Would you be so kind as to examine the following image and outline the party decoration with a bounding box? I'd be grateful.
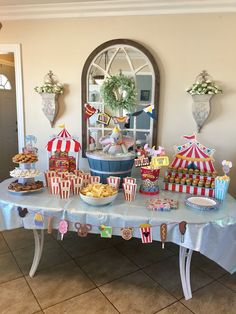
[123,182,137,201]
[143,104,156,119]
[84,103,97,120]
[75,222,92,237]
[214,161,232,202]
[160,223,167,249]
[140,224,152,243]
[121,227,133,240]
[34,213,44,228]
[47,216,53,234]
[113,116,129,129]
[99,225,112,238]
[99,126,134,155]
[59,179,71,199]
[58,219,68,240]
[179,221,187,243]
[107,176,121,190]
[17,207,28,218]
[147,198,178,211]
[97,112,111,126]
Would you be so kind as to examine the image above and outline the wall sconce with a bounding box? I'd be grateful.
[186,70,222,132]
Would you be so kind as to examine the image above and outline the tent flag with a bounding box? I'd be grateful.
[46,128,81,153]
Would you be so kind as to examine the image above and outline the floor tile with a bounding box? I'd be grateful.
[156,301,192,314]
[181,281,236,314]
[218,273,236,292]
[115,238,174,268]
[44,288,118,314]
[144,255,213,299]
[61,234,112,258]
[0,252,22,284]
[13,240,71,275]
[164,242,179,254]
[196,259,226,280]
[0,277,40,314]
[2,228,54,251]
[0,233,10,255]
[76,247,138,286]
[100,270,175,314]
[26,261,94,309]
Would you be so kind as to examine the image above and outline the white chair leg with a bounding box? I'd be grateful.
[29,229,44,278]
[179,246,193,300]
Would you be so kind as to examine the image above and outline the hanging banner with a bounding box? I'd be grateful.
[84,103,97,120]
[140,224,152,243]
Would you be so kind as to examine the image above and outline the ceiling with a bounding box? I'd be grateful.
[0,0,235,20]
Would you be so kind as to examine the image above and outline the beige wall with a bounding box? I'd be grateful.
[0,13,236,196]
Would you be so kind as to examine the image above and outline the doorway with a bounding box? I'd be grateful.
[0,44,24,182]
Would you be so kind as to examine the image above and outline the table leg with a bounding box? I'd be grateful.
[29,229,44,278]
[179,246,193,300]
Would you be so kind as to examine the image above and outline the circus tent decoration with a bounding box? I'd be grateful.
[163,134,217,197]
[170,134,215,172]
[46,126,81,171]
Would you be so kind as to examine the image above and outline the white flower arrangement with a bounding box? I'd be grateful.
[34,71,64,94]
[187,70,222,95]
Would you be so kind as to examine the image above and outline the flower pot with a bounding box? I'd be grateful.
[41,93,59,127]
[192,94,213,133]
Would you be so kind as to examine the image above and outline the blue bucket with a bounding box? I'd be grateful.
[86,151,135,184]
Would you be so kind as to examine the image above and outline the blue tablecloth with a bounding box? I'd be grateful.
[1,178,236,273]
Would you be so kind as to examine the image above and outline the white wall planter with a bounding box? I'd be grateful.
[191,94,213,133]
[41,92,59,127]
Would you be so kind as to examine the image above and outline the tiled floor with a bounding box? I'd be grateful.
[0,229,235,314]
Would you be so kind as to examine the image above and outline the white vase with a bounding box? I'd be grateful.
[41,93,59,127]
[191,94,213,133]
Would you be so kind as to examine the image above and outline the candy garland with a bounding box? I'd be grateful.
[16,206,192,245]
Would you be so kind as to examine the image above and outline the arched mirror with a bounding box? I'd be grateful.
[81,39,160,157]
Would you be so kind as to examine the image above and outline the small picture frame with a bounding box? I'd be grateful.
[140,90,150,101]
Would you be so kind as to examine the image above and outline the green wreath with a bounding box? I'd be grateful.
[101,74,136,112]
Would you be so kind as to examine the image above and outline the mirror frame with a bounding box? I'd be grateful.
[81,39,160,157]
[0,44,24,150]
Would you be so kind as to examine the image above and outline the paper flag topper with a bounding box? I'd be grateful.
[121,227,133,240]
[75,222,92,237]
[160,223,167,249]
[84,103,97,120]
[58,219,69,240]
[140,224,152,243]
[179,221,187,243]
[17,207,28,218]
[143,104,156,119]
[34,213,44,227]
[97,112,111,126]
[99,225,112,238]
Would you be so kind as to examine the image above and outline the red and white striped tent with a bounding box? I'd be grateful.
[170,134,215,172]
[46,128,81,153]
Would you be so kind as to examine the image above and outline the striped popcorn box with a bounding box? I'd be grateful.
[123,177,136,184]
[64,174,77,193]
[214,176,230,201]
[44,171,56,188]
[123,183,137,202]
[59,179,71,199]
[71,176,84,195]
[140,224,152,243]
[90,176,101,184]
[107,176,121,190]
[74,170,84,177]
[50,177,61,195]
[56,172,66,179]
[82,173,91,187]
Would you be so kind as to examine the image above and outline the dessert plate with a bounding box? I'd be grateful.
[186,196,219,211]
[8,187,44,195]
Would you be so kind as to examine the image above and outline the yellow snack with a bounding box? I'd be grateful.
[80,183,117,198]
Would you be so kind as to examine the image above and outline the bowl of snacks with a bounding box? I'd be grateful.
[80,183,118,206]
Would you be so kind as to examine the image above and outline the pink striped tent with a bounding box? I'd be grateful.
[46,128,81,153]
[170,134,215,172]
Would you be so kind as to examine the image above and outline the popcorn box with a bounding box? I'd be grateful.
[214,176,230,201]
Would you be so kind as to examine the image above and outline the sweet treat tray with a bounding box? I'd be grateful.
[165,171,215,181]
[163,182,215,197]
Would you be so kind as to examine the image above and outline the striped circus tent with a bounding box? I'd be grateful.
[46,128,81,152]
[170,134,215,172]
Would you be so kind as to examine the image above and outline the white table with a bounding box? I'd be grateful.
[1,178,236,300]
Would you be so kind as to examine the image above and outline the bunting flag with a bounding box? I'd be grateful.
[143,104,156,119]
[140,224,152,243]
[58,219,69,240]
[34,213,44,227]
[99,225,112,238]
[84,103,97,120]
[97,112,111,126]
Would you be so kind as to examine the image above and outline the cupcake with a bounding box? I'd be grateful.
[211,181,215,189]
[186,178,192,186]
[200,170,205,176]
[183,168,188,174]
[181,178,186,185]
[164,175,170,182]
[188,169,194,175]
[205,180,211,188]
[212,171,218,178]
[169,176,175,183]
[194,169,200,175]
[198,180,204,187]
[192,179,198,186]
[175,177,180,184]
[178,167,183,173]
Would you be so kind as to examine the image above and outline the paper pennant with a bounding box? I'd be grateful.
[121,227,133,240]
[58,219,68,240]
[143,104,156,119]
[84,103,97,120]
[47,217,53,234]
[75,222,92,237]
[160,223,167,249]
[179,221,187,243]
[140,224,152,243]
[17,207,28,218]
[97,112,111,126]
[99,225,112,238]
[34,213,44,227]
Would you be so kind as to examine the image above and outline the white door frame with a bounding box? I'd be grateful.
[0,43,24,150]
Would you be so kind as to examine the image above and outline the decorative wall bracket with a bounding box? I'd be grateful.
[35,70,64,127]
[191,94,212,133]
